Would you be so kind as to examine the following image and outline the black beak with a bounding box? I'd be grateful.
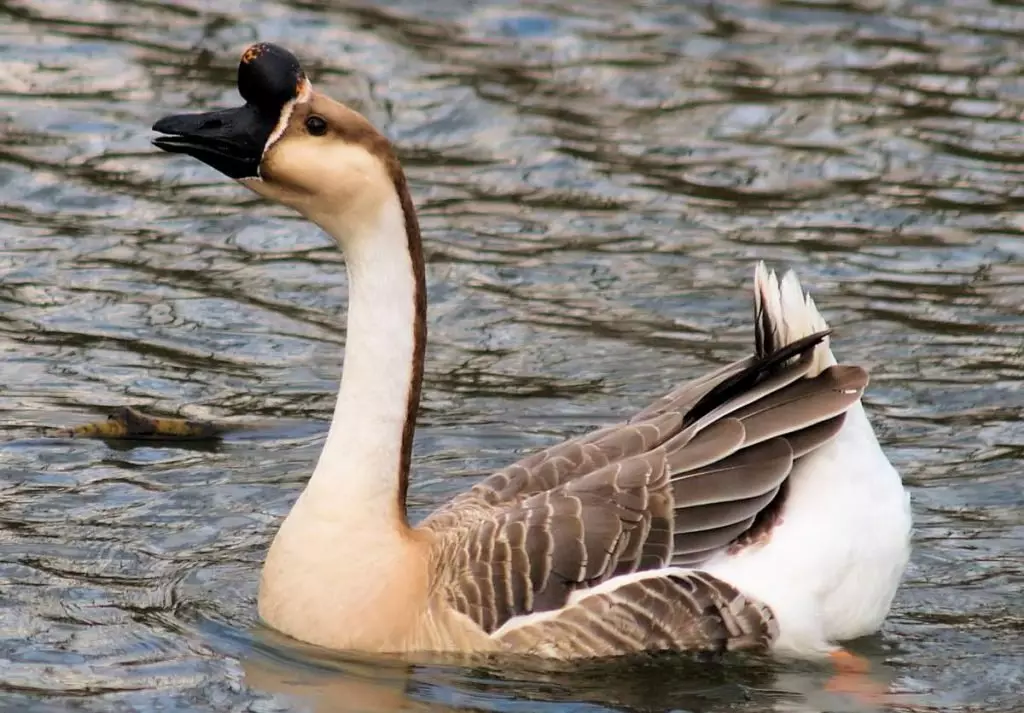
[152,104,278,180]
[153,43,308,179]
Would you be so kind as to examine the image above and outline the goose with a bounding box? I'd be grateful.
[151,43,912,666]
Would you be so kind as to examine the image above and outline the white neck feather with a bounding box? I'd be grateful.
[300,188,419,528]
[251,133,432,646]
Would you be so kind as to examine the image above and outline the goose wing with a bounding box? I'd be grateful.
[494,570,778,658]
[421,333,868,643]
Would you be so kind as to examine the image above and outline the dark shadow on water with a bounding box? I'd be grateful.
[239,639,787,713]
[231,624,917,713]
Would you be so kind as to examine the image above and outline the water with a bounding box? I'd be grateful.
[1,0,1021,710]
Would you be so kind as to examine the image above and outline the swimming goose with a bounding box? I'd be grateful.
[152,43,911,663]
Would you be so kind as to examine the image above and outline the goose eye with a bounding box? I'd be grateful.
[305,116,327,136]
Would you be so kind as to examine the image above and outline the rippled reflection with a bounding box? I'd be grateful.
[1,0,1021,711]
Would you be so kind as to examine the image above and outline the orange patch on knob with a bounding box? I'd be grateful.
[241,44,264,64]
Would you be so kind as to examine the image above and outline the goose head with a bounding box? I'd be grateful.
[152,43,405,245]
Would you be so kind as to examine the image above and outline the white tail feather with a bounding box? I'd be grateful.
[753,262,835,376]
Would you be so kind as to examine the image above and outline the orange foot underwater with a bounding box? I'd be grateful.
[826,650,934,712]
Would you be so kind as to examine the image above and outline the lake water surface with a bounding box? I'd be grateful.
[1,0,1022,711]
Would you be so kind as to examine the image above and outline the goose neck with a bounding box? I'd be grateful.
[303,176,426,528]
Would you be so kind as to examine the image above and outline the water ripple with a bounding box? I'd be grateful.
[1,0,1022,711]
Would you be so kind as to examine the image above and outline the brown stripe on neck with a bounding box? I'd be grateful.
[340,112,426,526]
[391,168,426,526]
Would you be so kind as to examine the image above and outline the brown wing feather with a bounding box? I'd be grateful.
[425,410,682,526]
[423,330,869,639]
[494,571,777,658]
[434,449,675,632]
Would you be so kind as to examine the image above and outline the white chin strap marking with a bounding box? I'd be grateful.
[257,77,314,179]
